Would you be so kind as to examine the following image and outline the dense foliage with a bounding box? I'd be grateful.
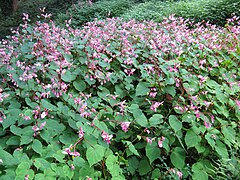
[55,0,134,28]
[0,0,76,39]
[122,0,240,26]
[0,12,239,179]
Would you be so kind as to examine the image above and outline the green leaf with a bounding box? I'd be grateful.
[169,115,182,132]
[222,126,236,144]
[146,142,160,164]
[61,71,76,82]
[6,136,20,146]
[192,170,208,180]
[138,156,151,175]
[73,157,86,168]
[125,141,139,156]
[34,158,51,171]
[73,78,87,92]
[63,165,74,179]
[16,161,34,179]
[41,99,57,111]
[185,130,201,148]
[205,133,215,149]
[149,114,163,126]
[20,135,33,145]
[129,104,148,127]
[106,154,123,178]
[215,140,228,159]
[163,86,176,97]
[86,144,105,167]
[0,146,17,166]
[170,147,186,169]
[135,82,149,96]
[10,125,22,136]
[32,139,42,155]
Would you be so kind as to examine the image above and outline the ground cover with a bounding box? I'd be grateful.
[0,12,239,179]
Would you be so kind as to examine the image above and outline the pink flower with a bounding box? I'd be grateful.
[63,145,80,157]
[41,111,48,119]
[71,164,75,170]
[204,121,212,129]
[24,116,31,121]
[158,136,165,148]
[40,122,46,130]
[146,137,152,144]
[150,101,164,112]
[121,122,131,132]
[78,127,84,138]
[101,131,113,144]
[177,171,183,179]
[144,128,150,134]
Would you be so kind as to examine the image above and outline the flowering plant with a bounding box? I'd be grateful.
[0,12,239,179]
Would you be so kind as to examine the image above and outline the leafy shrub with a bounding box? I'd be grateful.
[0,0,76,40]
[0,13,239,179]
[55,0,135,28]
[122,0,240,26]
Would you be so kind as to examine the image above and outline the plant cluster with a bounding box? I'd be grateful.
[121,0,240,26]
[55,0,134,28]
[0,12,239,179]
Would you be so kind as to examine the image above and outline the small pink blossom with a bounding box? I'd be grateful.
[101,131,113,144]
[40,122,46,130]
[24,116,31,121]
[204,121,212,129]
[158,136,165,148]
[121,122,131,132]
[150,101,164,112]
[71,164,75,170]
[63,145,80,157]
[176,171,183,179]
[144,128,150,134]
[146,137,152,144]
[78,127,84,138]
[41,111,48,119]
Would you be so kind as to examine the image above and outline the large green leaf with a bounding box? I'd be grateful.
[73,78,87,92]
[86,144,105,167]
[146,142,160,164]
[135,82,150,96]
[32,139,42,155]
[170,147,185,169]
[169,115,182,132]
[129,104,148,127]
[185,130,201,148]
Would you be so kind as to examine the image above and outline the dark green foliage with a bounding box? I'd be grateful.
[55,0,135,28]
[0,0,76,40]
[121,0,240,26]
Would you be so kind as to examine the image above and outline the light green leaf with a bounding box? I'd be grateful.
[128,143,140,156]
[61,71,76,82]
[192,170,208,180]
[20,135,33,145]
[106,154,123,178]
[86,144,105,167]
[41,99,57,111]
[129,104,148,127]
[169,115,182,132]
[215,140,229,159]
[32,139,42,155]
[149,114,163,126]
[136,82,150,96]
[73,78,86,92]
